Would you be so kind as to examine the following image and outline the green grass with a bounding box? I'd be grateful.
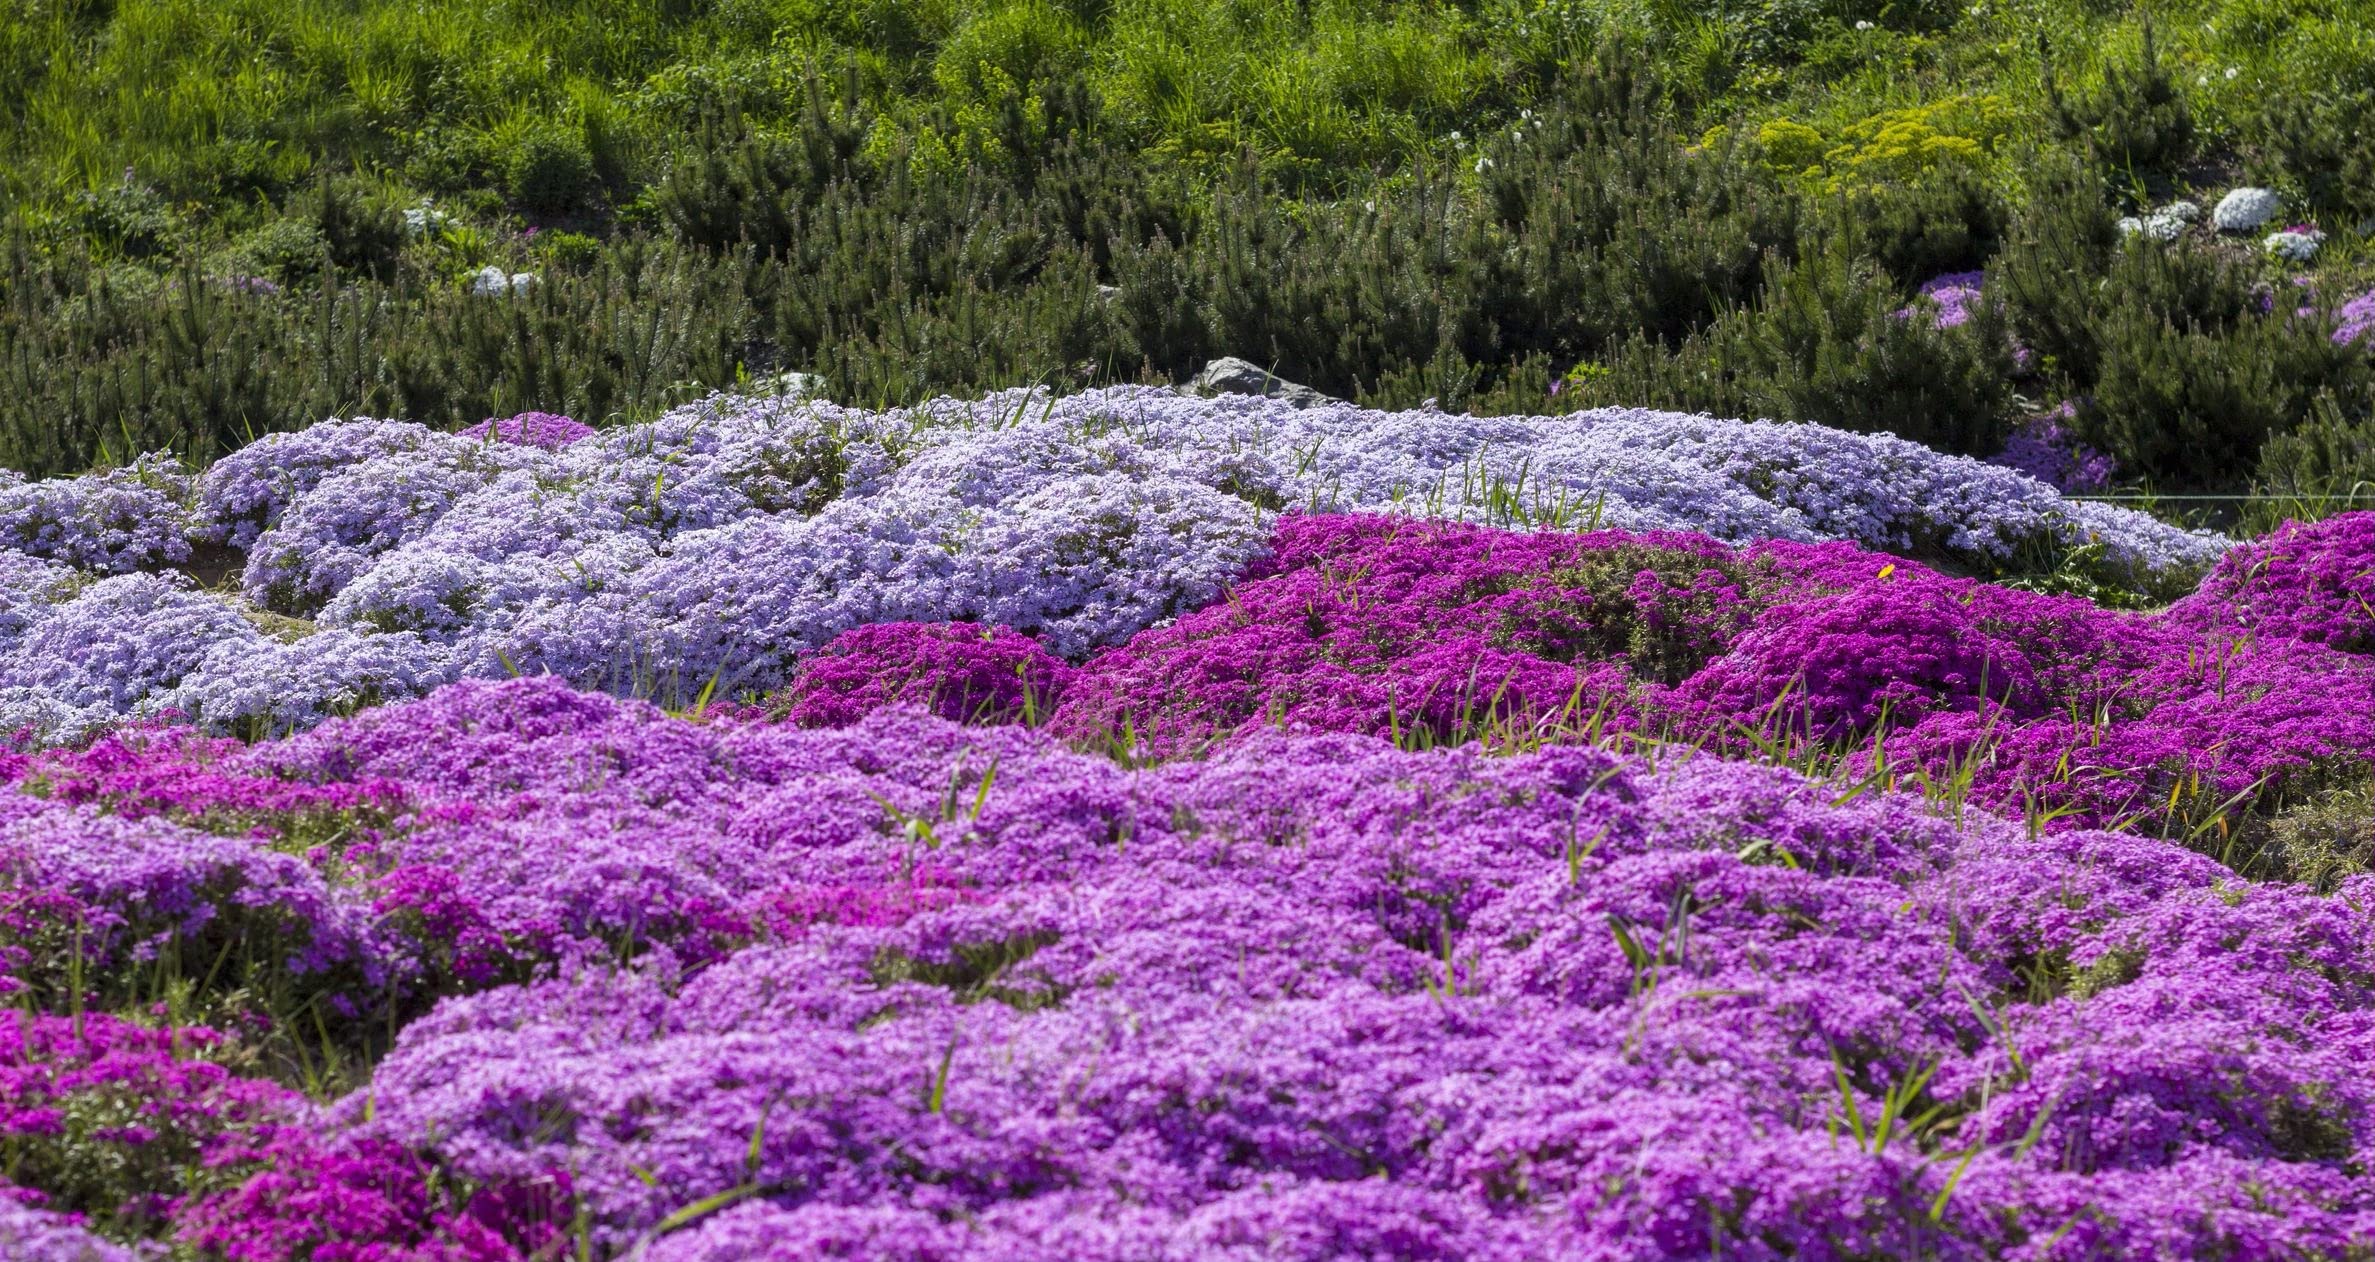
[3,0,2362,226]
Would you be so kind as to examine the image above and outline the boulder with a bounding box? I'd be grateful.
[1188,357,1337,408]
[767,371,825,399]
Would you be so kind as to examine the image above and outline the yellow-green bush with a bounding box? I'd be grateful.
[1752,95,2013,191]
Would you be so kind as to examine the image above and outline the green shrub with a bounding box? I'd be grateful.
[71,172,181,260]
[305,176,408,279]
[2250,87,2375,224]
[1570,242,2018,455]
[1834,167,2007,283]
[1992,155,2371,489]
[2247,391,2375,529]
[651,71,873,255]
[503,123,599,216]
[2043,20,2194,180]
[2087,302,2368,490]
[2254,775,2375,891]
[212,218,327,286]
[0,240,754,476]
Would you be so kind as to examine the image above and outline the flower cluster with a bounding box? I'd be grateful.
[1003,514,2375,838]
[1988,402,2116,494]
[455,412,593,450]
[2337,287,2375,347]
[2170,511,2375,653]
[0,677,2360,1257]
[0,390,2226,742]
[0,1012,295,1241]
[0,453,195,573]
[1902,269,1985,328]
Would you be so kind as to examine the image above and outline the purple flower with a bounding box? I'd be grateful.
[455,412,593,450]
[1989,402,2117,494]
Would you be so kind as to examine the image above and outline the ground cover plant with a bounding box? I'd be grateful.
[0,390,2224,739]
[0,391,2372,1258]
[2,678,2374,1258]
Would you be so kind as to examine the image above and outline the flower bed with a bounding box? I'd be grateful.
[0,392,2220,742]
[0,680,2365,1256]
[3,397,2369,1259]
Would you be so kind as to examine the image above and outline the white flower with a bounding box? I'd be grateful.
[469,267,539,297]
[2213,187,2282,232]
[1474,156,1494,174]
[2224,66,2238,79]
[2264,228,2325,262]
[402,204,449,238]
[1854,19,1873,30]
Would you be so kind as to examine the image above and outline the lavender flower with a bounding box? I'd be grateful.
[193,419,449,551]
[1989,402,2117,494]
[0,453,195,572]
[0,573,259,736]
[2334,288,2375,347]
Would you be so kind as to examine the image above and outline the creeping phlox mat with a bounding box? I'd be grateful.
[1,678,2372,1258]
[3,396,2371,1260]
[1,389,2222,740]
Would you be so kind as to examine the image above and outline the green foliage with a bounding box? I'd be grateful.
[1838,167,2008,283]
[0,0,2364,498]
[70,172,180,261]
[1992,157,2371,490]
[2248,392,2375,530]
[1485,544,1760,685]
[2255,775,2375,892]
[1574,241,2018,456]
[0,241,753,475]
[1755,96,2015,193]
[210,218,326,287]
[2249,86,2375,224]
[2086,298,2367,491]
[2043,20,2195,180]
[501,122,599,217]
[303,176,407,279]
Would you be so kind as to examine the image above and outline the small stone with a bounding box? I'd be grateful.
[2213,187,2282,232]
[769,371,825,399]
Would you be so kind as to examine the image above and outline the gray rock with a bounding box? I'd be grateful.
[767,371,825,399]
[1190,357,1336,408]
[2213,187,2282,232]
